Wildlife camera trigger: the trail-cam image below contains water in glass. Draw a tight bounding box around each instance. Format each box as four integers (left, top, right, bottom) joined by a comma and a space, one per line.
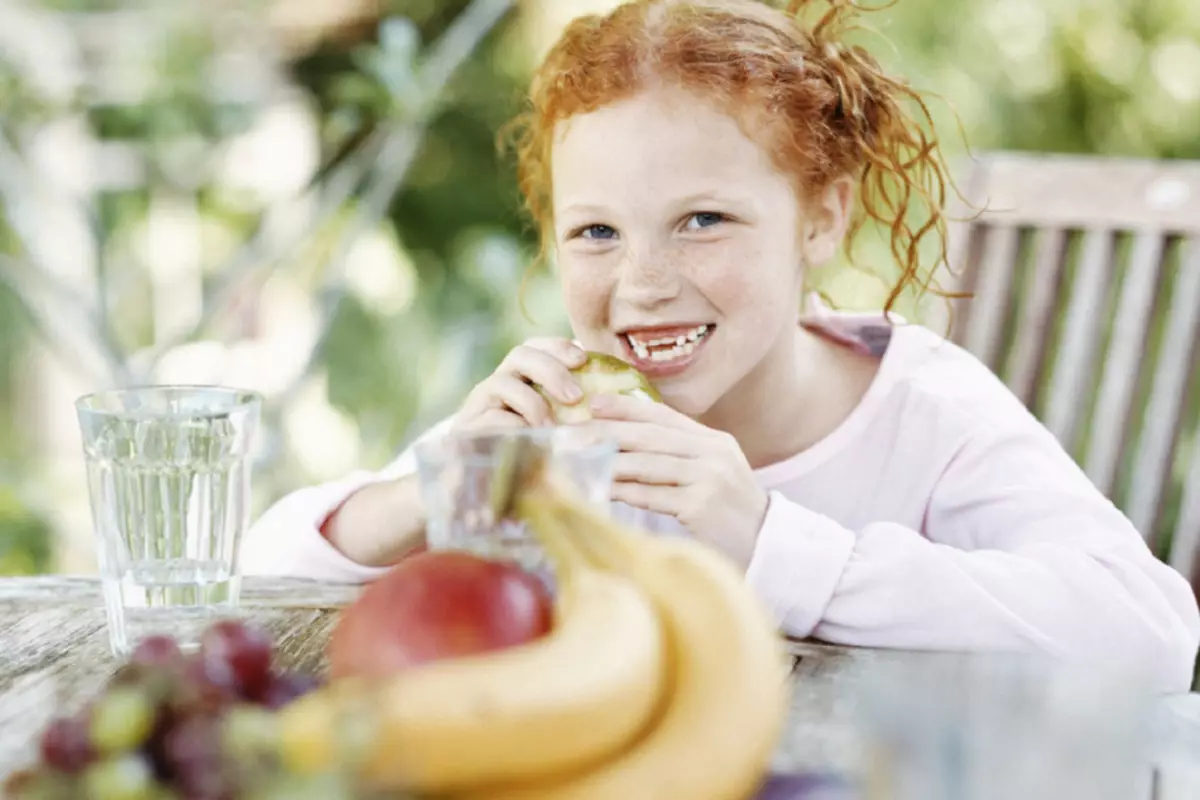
75, 386, 261, 656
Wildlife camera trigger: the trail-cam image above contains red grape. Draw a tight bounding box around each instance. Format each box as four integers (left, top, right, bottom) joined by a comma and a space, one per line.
21, 621, 315, 798
180, 655, 238, 709
40, 714, 93, 773
130, 636, 183, 667
161, 715, 232, 798
199, 621, 273, 701
108, 661, 156, 689
260, 672, 322, 710
147, 672, 228, 781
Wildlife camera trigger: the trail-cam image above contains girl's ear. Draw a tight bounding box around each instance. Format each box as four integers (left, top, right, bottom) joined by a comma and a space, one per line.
800, 176, 854, 266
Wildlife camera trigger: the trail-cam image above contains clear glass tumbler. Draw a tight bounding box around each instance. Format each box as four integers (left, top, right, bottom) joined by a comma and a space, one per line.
75, 385, 262, 656
415, 427, 617, 573
855, 651, 1157, 800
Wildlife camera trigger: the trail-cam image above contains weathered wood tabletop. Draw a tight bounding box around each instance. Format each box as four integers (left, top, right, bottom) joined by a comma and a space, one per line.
3, 576, 1199, 798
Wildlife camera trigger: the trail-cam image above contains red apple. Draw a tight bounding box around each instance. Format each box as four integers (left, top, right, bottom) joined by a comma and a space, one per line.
327, 550, 554, 680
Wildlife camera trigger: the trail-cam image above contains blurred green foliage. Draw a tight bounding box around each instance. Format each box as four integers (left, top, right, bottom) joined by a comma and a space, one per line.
0, 268, 51, 573
870, 0, 1200, 159
270, 0, 564, 487
1, 0, 1198, 574
807, 0, 1200, 314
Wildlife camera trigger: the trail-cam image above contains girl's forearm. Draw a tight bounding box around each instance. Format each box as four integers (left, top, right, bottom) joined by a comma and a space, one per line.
321, 474, 427, 567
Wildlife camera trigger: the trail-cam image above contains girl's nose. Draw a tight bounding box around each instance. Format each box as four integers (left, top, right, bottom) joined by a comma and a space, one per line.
615, 249, 683, 309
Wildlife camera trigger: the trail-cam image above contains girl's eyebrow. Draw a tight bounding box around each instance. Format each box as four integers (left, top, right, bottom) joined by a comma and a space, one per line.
561, 191, 754, 218
671, 190, 754, 207
559, 202, 611, 218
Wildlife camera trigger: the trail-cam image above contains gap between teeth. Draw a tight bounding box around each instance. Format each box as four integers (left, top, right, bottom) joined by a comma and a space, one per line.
628, 325, 709, 360
630, 325, 708, 348
645, 343, 695, 361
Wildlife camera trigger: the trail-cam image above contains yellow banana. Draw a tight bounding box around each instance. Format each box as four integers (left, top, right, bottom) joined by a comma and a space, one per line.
468, 485, 791, 800
279, 524, 667, 793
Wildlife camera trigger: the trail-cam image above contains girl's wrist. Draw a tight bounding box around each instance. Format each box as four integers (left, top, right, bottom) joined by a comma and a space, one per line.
720, 488, 770, 572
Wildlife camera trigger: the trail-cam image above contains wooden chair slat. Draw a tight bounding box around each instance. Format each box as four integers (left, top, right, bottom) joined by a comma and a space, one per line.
961, 225, 1020, 370
942, 228, 983, 348
1169, 431, 1200, 580
1083, 232, 1167, 496
943, 164, 989, 275
973, 152, 1200, 234
1127, 237, 1200, 537
1042, 227, 1115, 450
939, 157, 1005, 346
1001, 228, 1067, 406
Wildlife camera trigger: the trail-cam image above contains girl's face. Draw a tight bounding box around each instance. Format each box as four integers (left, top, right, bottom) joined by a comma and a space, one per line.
550, 86, 845, 418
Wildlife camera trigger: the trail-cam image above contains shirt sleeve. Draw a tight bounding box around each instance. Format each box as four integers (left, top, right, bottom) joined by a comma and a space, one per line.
239, 417, 453, 583
744, 424, 1200, 693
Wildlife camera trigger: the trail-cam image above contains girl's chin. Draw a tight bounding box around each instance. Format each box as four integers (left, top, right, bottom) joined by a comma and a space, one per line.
653, 380, 722, 420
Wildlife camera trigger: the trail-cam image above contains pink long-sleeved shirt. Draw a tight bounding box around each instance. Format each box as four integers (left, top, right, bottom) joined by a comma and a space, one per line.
239, 318, 1200, 692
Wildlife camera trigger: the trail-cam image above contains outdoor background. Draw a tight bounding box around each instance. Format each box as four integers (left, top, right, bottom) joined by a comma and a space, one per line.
1, 0, 1198, 575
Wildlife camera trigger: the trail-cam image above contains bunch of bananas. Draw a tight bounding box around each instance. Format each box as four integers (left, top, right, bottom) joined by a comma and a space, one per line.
279, 440, 791, 800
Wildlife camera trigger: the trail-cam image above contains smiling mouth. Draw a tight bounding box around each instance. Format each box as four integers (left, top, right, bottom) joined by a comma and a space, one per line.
622, 324, 714, 363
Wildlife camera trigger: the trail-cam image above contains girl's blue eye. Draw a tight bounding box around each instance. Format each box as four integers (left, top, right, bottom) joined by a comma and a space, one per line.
687, 212, 725, 230
579, 224, 617, 240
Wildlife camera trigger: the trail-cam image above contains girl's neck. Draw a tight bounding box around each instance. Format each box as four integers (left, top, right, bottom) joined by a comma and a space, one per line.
698, 324, 881, 470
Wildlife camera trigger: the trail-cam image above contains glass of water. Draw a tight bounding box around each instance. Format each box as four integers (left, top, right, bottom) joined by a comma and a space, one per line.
415, 427, 617, 573
75, 385, 262, 656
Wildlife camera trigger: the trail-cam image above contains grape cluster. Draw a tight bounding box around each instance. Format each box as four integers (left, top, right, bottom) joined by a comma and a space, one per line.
4, 621, 325, 800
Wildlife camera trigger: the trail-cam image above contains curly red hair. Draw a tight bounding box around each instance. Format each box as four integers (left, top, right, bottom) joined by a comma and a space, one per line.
502, 0, 962, 314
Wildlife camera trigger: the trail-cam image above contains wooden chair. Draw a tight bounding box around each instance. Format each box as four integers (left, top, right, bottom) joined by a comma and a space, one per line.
942, 151, 1200, 591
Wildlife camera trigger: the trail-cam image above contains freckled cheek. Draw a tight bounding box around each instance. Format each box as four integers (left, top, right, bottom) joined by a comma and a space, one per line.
688, 245, 782, 318
693, 269, 759, 317
559, 263, 614, 331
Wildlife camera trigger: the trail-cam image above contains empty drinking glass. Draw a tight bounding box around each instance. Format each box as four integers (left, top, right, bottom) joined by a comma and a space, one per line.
75, 385, 262, 656
415, 427, 617, 573
855, 651, 1158, 800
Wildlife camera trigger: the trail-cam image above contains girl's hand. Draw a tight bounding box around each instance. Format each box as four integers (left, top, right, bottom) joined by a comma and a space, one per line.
587, 394, 769, 568
452, 338, 588, 432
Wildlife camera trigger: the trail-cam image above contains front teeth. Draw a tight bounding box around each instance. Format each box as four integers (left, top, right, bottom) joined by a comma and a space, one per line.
639, 325, 707, 348
648, 341, 696, 361
627, 325, 709, 362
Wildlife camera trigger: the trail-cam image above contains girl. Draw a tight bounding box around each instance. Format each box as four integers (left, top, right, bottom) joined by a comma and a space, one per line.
241, 0, 1199, 691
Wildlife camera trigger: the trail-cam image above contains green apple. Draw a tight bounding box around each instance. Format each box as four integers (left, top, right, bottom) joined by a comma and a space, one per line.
542, 352, 661, 424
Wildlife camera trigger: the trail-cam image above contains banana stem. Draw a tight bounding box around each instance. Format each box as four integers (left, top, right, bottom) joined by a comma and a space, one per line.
486, 436, 521, 522
487, 435, 548, 522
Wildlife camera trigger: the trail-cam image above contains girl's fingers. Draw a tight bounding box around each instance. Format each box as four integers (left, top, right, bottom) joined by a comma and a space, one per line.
456, 408, 528, 433
482, 373, 556, 427
588, 420, 705, 457
500, 343, 586, 406
587, 392, 703, 432
613, 452, 690, 486
610, 481, 685, 518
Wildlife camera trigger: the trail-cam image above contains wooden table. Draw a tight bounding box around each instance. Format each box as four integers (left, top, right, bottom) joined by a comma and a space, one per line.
3, 576, 1199, 798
